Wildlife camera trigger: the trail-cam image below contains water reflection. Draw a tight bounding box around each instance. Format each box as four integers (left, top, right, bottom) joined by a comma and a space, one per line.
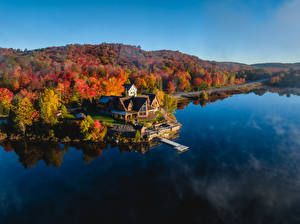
177, 86, 300, 110
0, 141, 159, 168
1, 90, 300, 223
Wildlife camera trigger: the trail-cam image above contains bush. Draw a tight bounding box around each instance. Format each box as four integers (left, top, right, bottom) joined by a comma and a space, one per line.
200, 91, 208, 101
0, 129, 7, 141
0, 102, 10, 115
134, 131, 141, 142
80, 116, 107, 141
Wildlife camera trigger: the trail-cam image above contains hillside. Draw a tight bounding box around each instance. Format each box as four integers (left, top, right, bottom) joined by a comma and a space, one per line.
0, 43, 244, 104
216, 61, 300, 71
251, 62, 300, 70
215, 62, 252, 72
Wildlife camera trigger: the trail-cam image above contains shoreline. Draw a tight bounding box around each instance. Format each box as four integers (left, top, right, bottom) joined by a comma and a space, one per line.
2, 84, 299, 145
0, 121, 181, 144
173, 79, 269, 101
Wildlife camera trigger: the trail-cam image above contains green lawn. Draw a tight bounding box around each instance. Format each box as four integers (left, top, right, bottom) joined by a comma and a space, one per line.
64, 114, 76, 120
88, 113, 125, 125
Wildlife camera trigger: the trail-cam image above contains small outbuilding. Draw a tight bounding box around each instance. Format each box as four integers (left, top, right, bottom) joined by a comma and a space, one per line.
75, 113, 86, 120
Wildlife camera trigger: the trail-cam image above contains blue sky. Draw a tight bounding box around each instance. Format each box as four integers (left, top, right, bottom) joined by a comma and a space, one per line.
0, 0, 299, 64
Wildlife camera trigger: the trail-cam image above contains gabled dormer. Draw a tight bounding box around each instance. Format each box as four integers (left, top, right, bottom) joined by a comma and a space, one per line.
145, 94, 160, 109
123, 84, 137, 97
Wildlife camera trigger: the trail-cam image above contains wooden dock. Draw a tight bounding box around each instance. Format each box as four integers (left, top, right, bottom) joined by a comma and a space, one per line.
158, 137, 189, 152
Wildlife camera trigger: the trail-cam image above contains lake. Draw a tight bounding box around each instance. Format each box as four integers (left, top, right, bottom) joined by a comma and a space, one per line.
1, 92, 300, 224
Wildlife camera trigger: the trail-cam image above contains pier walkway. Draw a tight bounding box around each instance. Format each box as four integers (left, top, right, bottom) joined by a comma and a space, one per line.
158, 137, 189, 152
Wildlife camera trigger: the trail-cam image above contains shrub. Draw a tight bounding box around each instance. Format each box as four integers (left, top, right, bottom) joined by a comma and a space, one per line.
134, 130, 141, 142
80, 116, 107, 141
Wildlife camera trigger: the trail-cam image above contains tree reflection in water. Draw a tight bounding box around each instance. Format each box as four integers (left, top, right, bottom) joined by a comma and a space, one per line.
2, 141, 68, 168
0, 141, 155, 168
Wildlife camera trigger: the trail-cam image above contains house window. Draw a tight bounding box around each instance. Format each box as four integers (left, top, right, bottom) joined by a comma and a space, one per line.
141, 104, 146, 111
139, 104, 147, 116
129, 90, 136, 96
139, 112, 147, 116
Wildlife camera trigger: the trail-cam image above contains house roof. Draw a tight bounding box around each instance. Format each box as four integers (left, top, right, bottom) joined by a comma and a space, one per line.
117, 95, 149, 112
99, 95, 119, 104
99, 96, 111, 103
132, 96, 149, 111
119, 97, 132, 110
111, 124, 136, 133
145, 94, 157, 105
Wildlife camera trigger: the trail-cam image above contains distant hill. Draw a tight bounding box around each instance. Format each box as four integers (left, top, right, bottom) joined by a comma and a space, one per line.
215, 62, 252, 72
251, 63, 300, 70
216, 62, 300, 72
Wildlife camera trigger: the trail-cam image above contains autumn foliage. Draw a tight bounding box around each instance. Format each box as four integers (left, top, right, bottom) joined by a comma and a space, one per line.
0, 43, 244, 104
80, 116, 107, 141
0, 88, 13, 103
0, 88, 13, 115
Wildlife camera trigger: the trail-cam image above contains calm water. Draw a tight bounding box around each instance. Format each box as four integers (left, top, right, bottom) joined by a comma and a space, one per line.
1, 92, 300, 224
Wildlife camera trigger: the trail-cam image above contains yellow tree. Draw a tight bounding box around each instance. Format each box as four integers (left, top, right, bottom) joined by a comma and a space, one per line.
153, 90, 177, 114
145, 74, 157, 91
153, 90, 165, 106
11, 97, 37, 135
101, 76, 125, 96
39, 89, 61, 125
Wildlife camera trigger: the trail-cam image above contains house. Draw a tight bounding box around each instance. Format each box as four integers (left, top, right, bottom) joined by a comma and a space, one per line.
123, 84, 137, 97
98, 94, 160, 121
97, 83, 160, 121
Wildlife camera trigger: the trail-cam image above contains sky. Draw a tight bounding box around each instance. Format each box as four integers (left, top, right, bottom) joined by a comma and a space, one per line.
0, 0, 299, 64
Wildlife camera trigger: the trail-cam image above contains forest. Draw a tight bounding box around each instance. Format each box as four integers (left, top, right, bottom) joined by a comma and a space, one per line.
0, 43, 245, 101
268, 70, 300, 87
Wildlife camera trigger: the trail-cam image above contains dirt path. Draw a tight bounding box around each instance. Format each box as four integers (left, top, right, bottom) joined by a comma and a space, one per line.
173, 78, 269, 99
